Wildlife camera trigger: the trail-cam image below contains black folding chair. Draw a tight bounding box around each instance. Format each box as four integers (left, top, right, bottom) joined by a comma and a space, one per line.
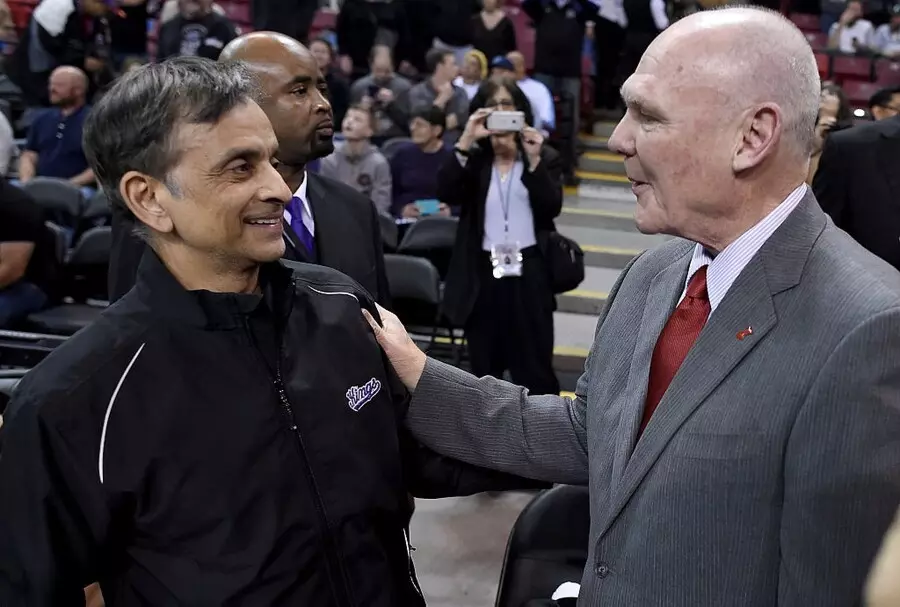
21, 177, 85, 235
495, 485, 591, 607
396, 216, 458, 281
383, 253, 464, 365
379, 212, 399, 252
24, 227, 111, 336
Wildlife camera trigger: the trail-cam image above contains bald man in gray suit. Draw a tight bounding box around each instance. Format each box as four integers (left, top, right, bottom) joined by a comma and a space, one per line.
364, 7, 900, 607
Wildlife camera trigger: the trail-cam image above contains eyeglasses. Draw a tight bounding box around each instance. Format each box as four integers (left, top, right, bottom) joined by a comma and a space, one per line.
484, 99, 516, 109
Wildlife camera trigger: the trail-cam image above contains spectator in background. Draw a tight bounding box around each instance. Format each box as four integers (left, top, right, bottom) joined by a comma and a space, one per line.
390, 107, 454, 218
808, 82, 854, 183
249, 0, 316, 45
349, 45, 412, 144
157, 0, 238, 61
873, 4, 900, 56
490, 54, 552, 134
508, 50, 555, 134
320, 105, 392, 215
870, 85, 900, 119
592, 0, 627, 116
336, 0, 412, 80
522, 0, 599, 185
408, 48, 469, 142
159, 0, 225, 22
620, 0, 668, 84
7, 0, 106, 105
18, 67, 95, 196
814, 91, 900, 270
470, 0, 517, 66
309, 37, 350, 127
454, 49, 488, 100
104, 0, 150, 69
0, 110, 14, 177
432, 0, 481, 66
438, 76, 561, 396
828, 0, 874, 52
0, 181, 56, 327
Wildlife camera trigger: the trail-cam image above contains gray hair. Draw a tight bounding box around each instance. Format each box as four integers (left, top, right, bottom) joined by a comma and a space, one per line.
82, 57, 260, 231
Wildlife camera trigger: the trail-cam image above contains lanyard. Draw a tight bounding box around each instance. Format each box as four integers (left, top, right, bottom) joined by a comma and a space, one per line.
491, 161, 519, 236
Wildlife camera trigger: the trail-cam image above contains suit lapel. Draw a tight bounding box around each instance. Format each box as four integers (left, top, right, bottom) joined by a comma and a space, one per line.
599, 191, 827, 536
879, 119, 900, 200
282, 217, 311, 263
607, 253, 690, 489
306, 174, 343, 269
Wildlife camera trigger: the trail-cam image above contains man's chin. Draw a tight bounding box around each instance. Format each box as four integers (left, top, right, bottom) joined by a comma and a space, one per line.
312, 139, 335, 160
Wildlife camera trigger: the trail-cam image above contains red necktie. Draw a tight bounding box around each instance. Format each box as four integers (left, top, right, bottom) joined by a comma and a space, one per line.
639, 265, 711, 436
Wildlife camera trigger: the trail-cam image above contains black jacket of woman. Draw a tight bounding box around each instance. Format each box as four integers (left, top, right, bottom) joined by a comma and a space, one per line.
436, 143, 563, 327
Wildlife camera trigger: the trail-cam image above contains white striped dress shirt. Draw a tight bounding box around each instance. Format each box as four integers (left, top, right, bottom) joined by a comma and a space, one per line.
680, 183, 807, 315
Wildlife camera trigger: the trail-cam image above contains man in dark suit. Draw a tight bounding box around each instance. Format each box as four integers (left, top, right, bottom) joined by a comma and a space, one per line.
108, 33, 390, 304
813, 114, 900, 271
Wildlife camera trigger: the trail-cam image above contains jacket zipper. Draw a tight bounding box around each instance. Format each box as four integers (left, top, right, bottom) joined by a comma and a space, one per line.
404, 529, 424, 600
274, 362, 354, 606
241, 315, 353, 605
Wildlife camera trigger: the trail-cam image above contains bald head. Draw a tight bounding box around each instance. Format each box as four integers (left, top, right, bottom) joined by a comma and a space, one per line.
644, 6, 820, 155
219, 31, 335, 167
220, 31, 312, 67
48, 66, 88, 107
506, 51, 526, 80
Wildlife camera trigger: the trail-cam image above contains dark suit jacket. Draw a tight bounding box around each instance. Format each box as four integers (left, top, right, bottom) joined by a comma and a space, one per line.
435, 145, 563, 326
108, 173, 390, 306
813, 115, 900, 270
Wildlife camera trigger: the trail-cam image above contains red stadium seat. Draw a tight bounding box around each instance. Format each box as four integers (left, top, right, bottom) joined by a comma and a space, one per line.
842, 80, 882, 108
221, 1, 251, 27
507, 7, 535, 70
803, 31, 827, 50
831, 55, 873, 82
312, 8, 337, 32
875, 59, 900, 85
814, 51, 830, 79
789, 12, 821, 32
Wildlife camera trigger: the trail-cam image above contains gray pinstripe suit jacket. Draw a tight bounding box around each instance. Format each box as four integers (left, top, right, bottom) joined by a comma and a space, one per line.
405, 192, 900, 606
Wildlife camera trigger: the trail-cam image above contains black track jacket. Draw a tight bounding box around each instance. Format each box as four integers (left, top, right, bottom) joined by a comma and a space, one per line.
0, 251, 542, 606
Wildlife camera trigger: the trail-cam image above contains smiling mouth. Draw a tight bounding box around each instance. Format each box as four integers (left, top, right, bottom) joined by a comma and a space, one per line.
245, 217, 281, 226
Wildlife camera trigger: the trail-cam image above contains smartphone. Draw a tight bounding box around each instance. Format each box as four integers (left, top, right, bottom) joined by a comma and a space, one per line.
367, 84, 379, 97
486, 110, 525, 132
415, 199, 440, 216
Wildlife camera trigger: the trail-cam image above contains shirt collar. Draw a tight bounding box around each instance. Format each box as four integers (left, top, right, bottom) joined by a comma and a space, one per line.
684, 183, 807, 312
292, 171, 312, 217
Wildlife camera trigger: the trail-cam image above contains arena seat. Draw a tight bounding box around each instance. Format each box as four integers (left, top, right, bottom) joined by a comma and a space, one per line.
843, 80, 882, 109
24, 227, 111, 336
831, 55, 873, 83
508, 7, 536, 71
875, 59, 900, 85
21, 177, 85, 235
789, 12, 821, 32
397, 216, 458, 282
494, 485, 590, 607
803, 31, 827, 51
380, 136, 412, 161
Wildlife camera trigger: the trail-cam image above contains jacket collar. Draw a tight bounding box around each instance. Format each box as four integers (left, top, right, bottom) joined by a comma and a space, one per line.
133, 248, 295, 330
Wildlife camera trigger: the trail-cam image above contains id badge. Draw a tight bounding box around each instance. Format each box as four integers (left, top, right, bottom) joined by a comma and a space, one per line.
490, 242, 523, 278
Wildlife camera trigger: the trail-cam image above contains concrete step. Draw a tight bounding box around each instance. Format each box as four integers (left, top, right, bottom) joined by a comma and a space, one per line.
579, 151, 625, 175
556, 266, 621, 314
593, 121, 618, 138
575, 169, 629, 187
559, 205, 636, 232
557, 224, 668, 258
579, 134, 609, 151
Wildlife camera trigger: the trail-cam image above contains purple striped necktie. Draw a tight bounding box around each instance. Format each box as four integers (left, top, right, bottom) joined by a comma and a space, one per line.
288, 195, 315, 254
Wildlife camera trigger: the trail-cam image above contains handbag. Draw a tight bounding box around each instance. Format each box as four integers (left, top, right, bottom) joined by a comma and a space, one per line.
541, 231, 585, 294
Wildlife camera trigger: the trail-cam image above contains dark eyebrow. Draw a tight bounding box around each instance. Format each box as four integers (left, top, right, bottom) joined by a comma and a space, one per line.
213, 147, 268, 171
287, 75, 313, 88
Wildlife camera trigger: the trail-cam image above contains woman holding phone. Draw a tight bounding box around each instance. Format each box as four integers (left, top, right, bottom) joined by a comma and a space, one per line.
437, 76, 562, 395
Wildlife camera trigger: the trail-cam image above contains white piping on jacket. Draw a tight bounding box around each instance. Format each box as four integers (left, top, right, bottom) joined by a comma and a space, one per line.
306, 285, 359, 302
98, 342, 146, 484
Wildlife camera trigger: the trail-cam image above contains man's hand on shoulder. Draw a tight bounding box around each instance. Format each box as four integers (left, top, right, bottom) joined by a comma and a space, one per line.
362, 303, 427, 391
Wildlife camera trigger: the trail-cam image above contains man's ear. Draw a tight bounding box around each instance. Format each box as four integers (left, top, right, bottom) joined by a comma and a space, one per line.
732, 103, 782, 173
119, 171, 175, 234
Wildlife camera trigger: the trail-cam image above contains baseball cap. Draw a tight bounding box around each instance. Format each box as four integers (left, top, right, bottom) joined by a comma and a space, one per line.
490, 56, 515, 71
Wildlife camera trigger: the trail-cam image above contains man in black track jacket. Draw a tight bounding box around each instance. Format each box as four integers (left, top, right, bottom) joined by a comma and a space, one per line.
0, 57, 541, 606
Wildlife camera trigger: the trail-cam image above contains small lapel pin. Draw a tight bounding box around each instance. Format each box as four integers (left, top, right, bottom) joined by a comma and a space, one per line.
736, 326, 753, 341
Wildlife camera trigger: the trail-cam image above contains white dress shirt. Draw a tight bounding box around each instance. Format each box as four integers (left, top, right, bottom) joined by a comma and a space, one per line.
482, 160, 538, 251
282, 171, 315, 236
518, 77, 556, 131
679, 184, 807, 315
